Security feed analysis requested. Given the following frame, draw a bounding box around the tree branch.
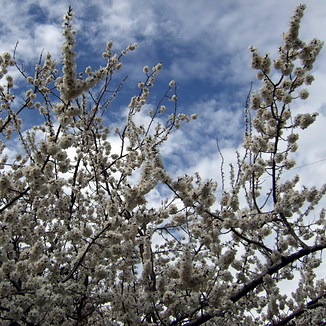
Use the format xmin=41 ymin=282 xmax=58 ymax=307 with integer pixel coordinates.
xmin=176 ymin=243 xmax=326 ymax=326
xmin=271 ymin=292 xmax=326 ymax=326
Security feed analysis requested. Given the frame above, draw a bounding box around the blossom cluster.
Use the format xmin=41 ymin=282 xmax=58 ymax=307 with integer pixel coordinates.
xmin=56 ymin=7 xmax=137 ymax=103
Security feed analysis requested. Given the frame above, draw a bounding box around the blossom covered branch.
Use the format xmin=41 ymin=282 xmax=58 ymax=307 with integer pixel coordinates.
xmin=0 ymin=4 xmax=325 ymax=326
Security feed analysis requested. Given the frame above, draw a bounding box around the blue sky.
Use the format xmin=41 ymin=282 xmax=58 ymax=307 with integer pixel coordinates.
xmin=1 ymin=0 xmax=326 ymax=190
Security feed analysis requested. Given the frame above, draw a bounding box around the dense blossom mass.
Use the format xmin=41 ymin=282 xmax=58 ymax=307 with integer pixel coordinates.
xmin=0 ymin=4 xmax=325 ymax=326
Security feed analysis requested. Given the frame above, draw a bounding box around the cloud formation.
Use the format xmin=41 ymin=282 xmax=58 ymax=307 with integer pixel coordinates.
xmin=1 ymin=0 xmax=325 ymax=192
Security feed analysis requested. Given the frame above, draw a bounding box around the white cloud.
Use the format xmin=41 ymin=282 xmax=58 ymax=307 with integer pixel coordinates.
xmin=33 ymin=24 xmax=63 ymax=58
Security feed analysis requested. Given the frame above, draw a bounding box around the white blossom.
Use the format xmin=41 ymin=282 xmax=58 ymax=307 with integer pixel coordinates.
xmin=0 ymin=5 xmax=324 ymax=326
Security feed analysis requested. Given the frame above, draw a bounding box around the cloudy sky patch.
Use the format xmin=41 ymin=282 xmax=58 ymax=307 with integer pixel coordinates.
xmin=1 ymin=0 xmax=325 ymax=192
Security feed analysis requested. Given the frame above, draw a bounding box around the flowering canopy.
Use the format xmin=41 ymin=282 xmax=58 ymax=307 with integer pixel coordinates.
xmin=0 ymin=4 xmax=325 ymax=326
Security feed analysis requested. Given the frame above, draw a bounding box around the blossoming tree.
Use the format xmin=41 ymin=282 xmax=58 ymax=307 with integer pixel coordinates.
xmin=0 ymin=4 xmax=325 ymax=326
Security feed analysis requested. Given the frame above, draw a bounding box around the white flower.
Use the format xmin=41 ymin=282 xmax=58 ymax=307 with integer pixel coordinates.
xmin=106 ymin=40 xmax=113 ymax=50
xmin=154 ymin=63 xmax=163 ymax=71
xmin=128 ymin=43 xmax=137 ymax=51
xmin=305 ymin=74 xmax=314 ymax=85
xmin=58 ymin=135 xmax=74 ymax=149
xmin=143 ymin=65 xmax=150 ymax=73
xmin=299 ymin=89 xmax=309 ymax=99
xmin=0 ymin=174 xmax=11 ymax=191
xmin=287 ymin=133 xmax=299 ymax=144
xmin=163 ymin=291 xmax=177 ymax=304
xmin=282 ymin=93 xmax=292 ymax=104
xmin=2 ymin=52 xmax=11 ymax=61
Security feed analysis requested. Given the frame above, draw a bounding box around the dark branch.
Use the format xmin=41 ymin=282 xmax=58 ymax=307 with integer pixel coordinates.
xmin=176 ymin=243 xmax=326 ymax=326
